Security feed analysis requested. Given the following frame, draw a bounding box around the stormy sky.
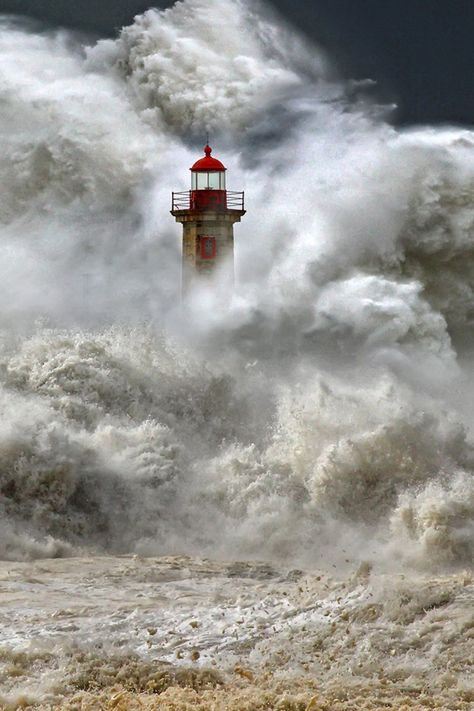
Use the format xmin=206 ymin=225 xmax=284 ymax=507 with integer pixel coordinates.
xmin=0 ymin=0 xmax=473 ymax=126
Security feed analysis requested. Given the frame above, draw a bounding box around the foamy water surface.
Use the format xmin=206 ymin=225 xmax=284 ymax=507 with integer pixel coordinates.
xmin=1 ymin=556 xmax=473 ymax=709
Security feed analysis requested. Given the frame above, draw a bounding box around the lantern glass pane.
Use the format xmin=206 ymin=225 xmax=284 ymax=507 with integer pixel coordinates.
xmin=196 ymin=172 xmax=208 ymax=189
xmin=220 ymin=172 xmax=226 ymax=189
xmin=208 ymin=172 xmax=220 ymax=189
xmin=191 ymin=173 xmax=197 ymax=189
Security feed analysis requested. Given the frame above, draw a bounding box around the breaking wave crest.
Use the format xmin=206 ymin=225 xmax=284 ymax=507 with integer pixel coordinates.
xmin=0 ymin=326 xmax=473 ymax=570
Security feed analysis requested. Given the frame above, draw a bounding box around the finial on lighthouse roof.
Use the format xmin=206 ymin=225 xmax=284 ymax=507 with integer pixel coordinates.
xmin=190 ymin=143 xmax=226 ymax=172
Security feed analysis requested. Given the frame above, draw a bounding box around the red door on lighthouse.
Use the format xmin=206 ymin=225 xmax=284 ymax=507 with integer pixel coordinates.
xmin=199 ymin=235 xmax=216 ymax=259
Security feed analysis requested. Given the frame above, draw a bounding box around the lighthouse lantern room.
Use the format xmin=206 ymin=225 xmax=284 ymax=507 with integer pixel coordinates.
xmin=171 ymin=144 xmax=245 ymax=290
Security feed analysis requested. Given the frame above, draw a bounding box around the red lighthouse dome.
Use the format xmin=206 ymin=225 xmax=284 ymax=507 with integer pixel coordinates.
xmin=191 ymin=144 xmax=226 ymax=172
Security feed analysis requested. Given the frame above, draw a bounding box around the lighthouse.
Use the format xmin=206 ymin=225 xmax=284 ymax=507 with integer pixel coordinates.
xmin=171 ymin=145 xmax=245 ymax=291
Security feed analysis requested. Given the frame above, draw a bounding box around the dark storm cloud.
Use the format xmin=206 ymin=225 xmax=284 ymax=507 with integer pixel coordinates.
xmin=0 ymin=0 xmax=167 ymax=35
xmin=272 ymin=0 xmax=474 ymax=126
xmin=1 ymin=0 xmax=473 ymax=126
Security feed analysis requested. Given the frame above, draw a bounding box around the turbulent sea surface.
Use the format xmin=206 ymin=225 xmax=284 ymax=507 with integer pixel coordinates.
xmin=0 ymin=0 xmax=473 ymax=707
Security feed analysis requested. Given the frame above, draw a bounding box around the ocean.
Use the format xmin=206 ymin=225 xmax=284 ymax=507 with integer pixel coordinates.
xmin=0 ymin=1 xmax=473 ymax=707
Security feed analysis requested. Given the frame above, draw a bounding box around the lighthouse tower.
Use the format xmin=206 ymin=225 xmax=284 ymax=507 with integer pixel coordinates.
xmin=171 ymin=145 xmax=245 ymax=291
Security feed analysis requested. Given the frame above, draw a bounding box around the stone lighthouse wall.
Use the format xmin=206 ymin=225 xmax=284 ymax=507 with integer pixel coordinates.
xmin=174 ymin=210 xmax=243 ymax=292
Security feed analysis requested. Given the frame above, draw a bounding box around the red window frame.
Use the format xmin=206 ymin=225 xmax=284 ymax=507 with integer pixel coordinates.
xmin=199 ymin=235 xmax=216 ymax=259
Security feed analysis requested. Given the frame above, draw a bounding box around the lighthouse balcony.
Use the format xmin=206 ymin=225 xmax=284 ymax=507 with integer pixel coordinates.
xmin=171 ymin=190 xmax=244 ymax=212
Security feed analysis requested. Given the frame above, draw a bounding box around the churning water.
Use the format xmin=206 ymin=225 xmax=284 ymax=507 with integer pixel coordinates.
xmin=0 ymin=1 xmax=473 ymax=707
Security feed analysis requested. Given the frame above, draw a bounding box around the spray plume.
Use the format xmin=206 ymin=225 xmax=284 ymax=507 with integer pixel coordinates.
xmin=0 ymin=0 xmax=474 ymax=570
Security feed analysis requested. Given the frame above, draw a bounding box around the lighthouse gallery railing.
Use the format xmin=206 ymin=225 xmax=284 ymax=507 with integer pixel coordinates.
xmin=171 ymin=191 xmax=244 ymax=211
